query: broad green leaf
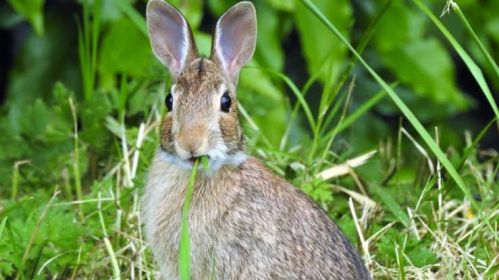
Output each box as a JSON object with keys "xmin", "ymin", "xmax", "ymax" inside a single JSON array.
[
  {"xmin": 373, "ymin": 1, "xmax": 467, "ymax": 111},
  {"xmin": 169, "ymin": 0, "xmax": 203, "ymax": 29},
  {"xmin": 382, "ymin": 39, "xmax": 468, "ymax": 110},
  {"xmin": 407, "ymin": 246, "xmax": 439, "ymax": 267},
  {"xmin": 114, "ymin": 0, "xmax": 147, "ymax": 35},
  {"xmin": 295, "ymin": 0, "xmax": 352, "ymax": 85},
  {"xmin": 265, "ymin": 0, "xmax": 295, "ymax": 12},
  {"xmin": 486, "ymin": 18, "xmax": 499, "ymax": 43},
  {"xmin": 193, "ymin": 32, "xmax": 212, "ymax": 57},
  {"xmin": 299, "ymin": 0, "xmax": 485, "ymax": 230},
  {"xmin": 207, "ymin": 0, "xmax": 237, "ymax": 16},
  {"xmin": 98, "ymin": 18, "xmax": 155, "ymax": 87},
  {"xmin": 7, "ymin": 0, "xmax": 44, "ymax": 35},
  {"xmin": 239, "ymin": 66, "xmax": 288, "ymax": 146},
  {"xmin": 254, "ymin": 1, "xmax": 285, "ymax": 71},
  {"xmin": 373, "ymin": 1, "xmax": 425, "ymax": 52}
]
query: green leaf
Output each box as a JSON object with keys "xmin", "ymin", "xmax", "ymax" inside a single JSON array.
[
  {"xmin": 169, "ymin": 0, "xmax": 203, "ymax": 29},
  {"xmin": 193, "ymin": 32, "xmax": 212, "ymax": 57},
  {"xmin": 207, "ymin": 0, "xmax": 237, "ymax": 16},
  {"xmin": 373, "ymin": 1, "xmax": 425, "ymax": 52},
  {"xmin": 382, "ymin": 39, "xmax": 468, "ymax": 110},
  {"xmin": 239, "ymin": 66, "xmax": 288, "ymax": 146},
  {"xmin": 98, "ymin": 18, "xmax": 155, "ymax": 87},
  {"xmin": 406, "ymin": 246, "xmax": 439, "ymax": 267},
  {"xmin": 0, "ymin": 217, "xmax": 7, "ymax": 240},
  {"xmin": 254, "ymin": 1, "xmax": 285, "ymax": 71},
  {"xmin": 411, "ymin": 0, "xmax": 499, "ymax": 127},
  {"xmin": 80, "ymin": 91, "xmax": 113, "ymax": 152},
  {"xmin": 265, "ymin": 0, "xmax": 294, "ymax": 11},
  {"xmin": 371, "ymin": 185, "xmax": 410, "ymax": 227},
  {"xmin": 295, "ymin": 0, "xmax": 352, "ymax": 84},
  {"xmin": 7, "ymin": 0, "xmax": 45, "ymax": 35},
  {"xmin": 373, "ymin": 1, "xmax": 467, "ymax": 111},
  {"xmin": 299, "ymin": 0, "xmax": 485, "ymax": 231},
  {"xmin": 114, "ymin": 0, "xmax": 147, "ymax": 36}
]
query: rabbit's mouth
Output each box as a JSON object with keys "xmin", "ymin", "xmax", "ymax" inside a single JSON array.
[
  {"xmin": 187, "ymin": 156, "xmax": 209, "ymax": 165},
  {"xmin": 158, "ymin": 148, "xmax": 247, "ymax": 172}
]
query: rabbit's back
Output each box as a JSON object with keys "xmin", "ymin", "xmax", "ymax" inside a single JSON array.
[{"xmin": 209, "ymin": 158, "xmax": 370, "ymax": 279}]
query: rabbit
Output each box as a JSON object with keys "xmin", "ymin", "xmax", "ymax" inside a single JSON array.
[{"xmin": 142, "ymin": 1, "xmax": 371, "ymax": 279}]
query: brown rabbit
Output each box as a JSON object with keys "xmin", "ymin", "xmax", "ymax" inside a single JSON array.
[{"xmin": 142, "ymin": 1, "xmax": 371, "ymax": 279}]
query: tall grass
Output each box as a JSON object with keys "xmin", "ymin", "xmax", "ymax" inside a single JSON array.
[
  {"xmin": 447, "ymin": 1, "xmax": 499, "ymax": 78},
  {"xmin": 77, "ymin": 0, "xmax": 101, "ymax": 101},
  {"xmin": 411, "ymin": 0, "xmax": 499, "ymax": 125},
  {"xmin": 300, "ymin": 0, "xmax": 485, "ymax": 219},
  {"xmin": 179, "ymin": 160, "xmax": 200, "ymax": 280}
]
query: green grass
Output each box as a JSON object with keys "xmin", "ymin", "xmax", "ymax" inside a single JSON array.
[{"xmin": 179, "ymin": 159, "xmax": 200, "ymax": 280}]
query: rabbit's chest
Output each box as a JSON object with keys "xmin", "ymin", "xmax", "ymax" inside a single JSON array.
[{"xmin": 143, "ymin": 161, "xmax": 223, "ymax": 278}]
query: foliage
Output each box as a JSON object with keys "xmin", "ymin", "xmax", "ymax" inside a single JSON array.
[{"xmin": 0, "ymin": 0, "xmax": 498, "ymax": 279}]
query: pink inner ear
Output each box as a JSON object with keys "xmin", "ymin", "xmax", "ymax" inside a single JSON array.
[
  {"xmin": 218, "ymin": 24, "xmax": 238, "ymax": 69},
  {"xmin": 215, "ymin": 6, "xmax": 256, "ymax": 75},
  {"xmin": 147, "ymin": 1, "xmax": 191, "ymax": 77},
  {"xmin": 154, "ymin": 9, "xmax": 187, "ymax": 65}
]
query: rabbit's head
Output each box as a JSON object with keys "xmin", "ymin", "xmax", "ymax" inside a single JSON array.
[{"xmin": 146, "ymin": 1, "xmax": 256, "ymax": 171}]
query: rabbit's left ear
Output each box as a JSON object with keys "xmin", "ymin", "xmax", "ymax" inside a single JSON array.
[{"xmin": 211, "ymin": 1, "xmax": 257, "ymax": 85}]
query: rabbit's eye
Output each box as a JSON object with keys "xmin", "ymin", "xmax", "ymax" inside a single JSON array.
[
  {"xmin": 165, "ymin": 93, "xmax": 173, "ymax": 111},
  {"xmin": 220, "ymin": 91, "xmax": 231, "ymax": 112}
]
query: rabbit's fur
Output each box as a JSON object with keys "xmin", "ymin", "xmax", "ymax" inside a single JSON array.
[{"xmin": 142, "ymin": 1, "xmax": 371, "ymax": 279}]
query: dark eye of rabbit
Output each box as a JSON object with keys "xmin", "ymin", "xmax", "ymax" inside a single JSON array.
[
  {"xmin": 221, "ymin": 91, "xmax": 231, "ymax": 112},
  {"xmin": 165, "ymin": 92, "xmax": 173, "ymax": 111}
]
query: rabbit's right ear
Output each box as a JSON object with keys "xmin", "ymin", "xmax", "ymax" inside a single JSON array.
[
  {"xmin": 146, "ymin": 0, "xmax": 198, "ymax": 79},
  {"xmin": 211, "ymin": 2, "xmax": 257, "ymax": 85}
]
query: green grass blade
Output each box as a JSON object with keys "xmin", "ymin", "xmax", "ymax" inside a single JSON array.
[
  {"xmin": 371, "ymin": 185, "xmax": 410, "ymax": 227},
  {"xmin": 411, "ymin": 0, "xmax": 499, "ymax": 124},
  {"xmin": 457, "ymin": 118, "xmax": 497, "ymax": 171},
  {"xmin": 330, "ymin": 0, "xmax": 393, "ymax": 102},
  {"xmin": 115, "ymin": 0, "xmax": 148, "ymax": 36},
  {"xmin": 90, "ymin": 0, "xmax": 101, "ymax": 98},
  {"xmin": 179, "ymin": 160, "xmax": 200, "ymax": 280},
  {"xmin": 450, "ymin": 2, "xmax": 499, "ymax": 78},
  {"xmin": 336, "ymin": 86, "xmax": 390, "ymax": 134},
  {"xmin": 201, "ymin": 156, "xmax": 210, "ymax": 172},
  {"xmin": 299, "ymin": 0, "xmax": 479, "ymax": 214},
  {"xmin": 262, "ymin": 69, "xmax": 317, "ymax": 131},
  {"xmin": 0, "ymin": 217, "xmax": 7, "ymax": 239}
]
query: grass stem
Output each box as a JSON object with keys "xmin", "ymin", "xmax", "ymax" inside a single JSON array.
[{"xmin": 179, "ymin": 160, "xmax": 201, "ymax": 280}]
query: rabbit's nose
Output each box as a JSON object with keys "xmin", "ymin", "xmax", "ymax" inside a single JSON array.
[{"xmin": 176, "ymin": 123, "xmax": 207, "ymax": 155}]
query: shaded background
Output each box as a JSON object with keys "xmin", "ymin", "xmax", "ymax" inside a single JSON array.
[{"xmin": 1, "ymin": 1, "xmax": 498, "ymax": 167}]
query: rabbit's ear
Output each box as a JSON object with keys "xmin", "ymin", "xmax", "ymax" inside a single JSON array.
[
  {"xmin": 147, "ymin": 0, "xmax": 198, "ymax": 79},
  {"xmin": 211, "ymin": 1, "xmax": 257, "ymax": 84}
]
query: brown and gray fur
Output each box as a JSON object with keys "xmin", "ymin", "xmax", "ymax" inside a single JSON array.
[{"xmin": 142, "ymin": 1, "xmax": 371, "ymax": 279}]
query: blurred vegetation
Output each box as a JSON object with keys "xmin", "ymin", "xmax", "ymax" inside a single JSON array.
[{"xmin": 0, "ymin": 0, "xmax": 497, "ymax": 279}]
